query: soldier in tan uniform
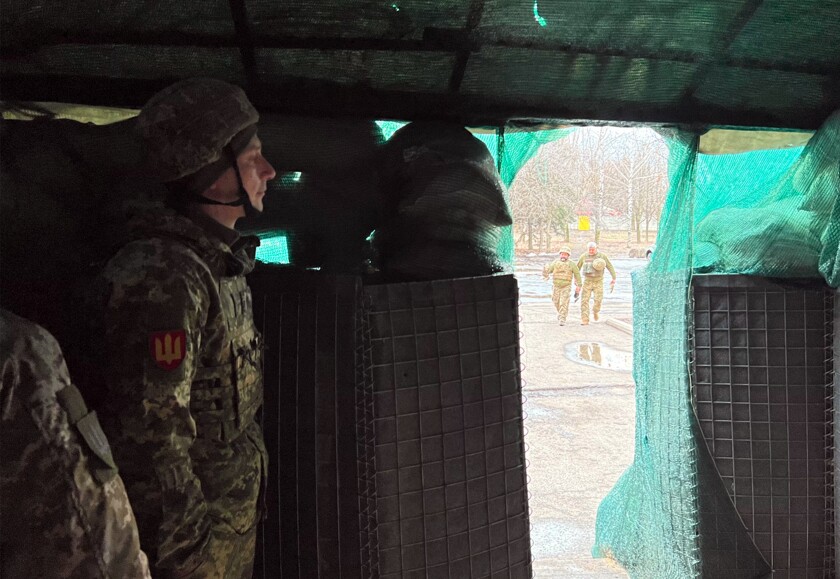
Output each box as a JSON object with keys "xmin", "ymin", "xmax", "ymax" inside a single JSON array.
[
  {"xmin": 542, "ymin": 245, "xmax": 581, "ymax": 325},
  {"xmin": 1, "ymin": 309, "xmax": 150, "ymax": 578},
  {"xmin": 89, "ymin": 79, "xmax": 276, "ymax": 578},
  {"xmin": 577, "ymin": 241, "xmax": 617, "ymax": 325}
]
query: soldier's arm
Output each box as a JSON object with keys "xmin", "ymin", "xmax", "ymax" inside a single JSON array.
[
  {"xmin": 0, "ymin": 311, "xmax": 151, "ymax": 578},
  {"xmin": 102, "ymin": 247, "xmax": 215, "ymax": 576},
  {"xmin": 572, "ymin": 263, "xmax": 582, "ymax": 286},
  {"xmin": 542, "ymin": 262, "xmax": 552, "ymax": 278},
  {"xmin": 576, "ymin": 255, "xmax": 585, "ymax": 269},
  {"xmin": 604, "ymin": 254, "xmax": 617, "ymax": 280}
]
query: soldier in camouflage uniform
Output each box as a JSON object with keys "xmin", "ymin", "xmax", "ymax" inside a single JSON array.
[
  {"xmin": 1, "ymin": 309, "xmax": 150, "ymax": 578},
  {"xmin": 90, "ymin": 79, "xmax": 276, "ymax": 578},
  {"xmin": 542, "ymin": 245, "xmax": 581, "ymax": 325},
  {"xmin": 577, "ymin": 241, "xmax": 617, "ymax": 325}
]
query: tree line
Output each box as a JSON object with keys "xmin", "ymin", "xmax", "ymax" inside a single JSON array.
[{"xmin": 510, "ymin": 127, "xmax": 670, "ymax": 251}]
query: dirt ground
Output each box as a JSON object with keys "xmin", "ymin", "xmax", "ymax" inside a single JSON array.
[{"xmin": 516, "ymin": 257, "xmax": 642, "ymax": 578}]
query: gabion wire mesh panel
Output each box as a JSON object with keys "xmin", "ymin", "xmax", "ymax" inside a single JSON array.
[
  {"xmin": 250, "ymin": 267, "xmax": 376, "ymax": 578},
  {"xmin": 356, "ymin": 292, "xmax": 380, "ymax": 577},
  {"xmin": 364, "ymin": 275, "xmax": 531, "ymax": 578},
  {"xmin": 835, "ymin": 288, "xmax": 840, "ymax": 579},
  {"xmin": 691, "ymin": 275, "xmax": 835, "ymax": 577}
]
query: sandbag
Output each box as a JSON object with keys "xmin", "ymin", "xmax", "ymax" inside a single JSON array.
[
  {"xmin": 693, "ymin": 200, "xmax": 822, "ymax": 277},
  {"xmin": 375, "ymin": 122, "xmax": 511, "ymax": 281}
]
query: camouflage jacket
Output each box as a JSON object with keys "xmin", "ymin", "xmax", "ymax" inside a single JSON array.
[
  {"xmin": 543, "ymin": 259, "xmax": 582, "ymax": 288},
  {"xmin": 0, "ymin": 309, "xmax": 150, "ymax": 578},
  {"xmin": 577, "ymin": 251, "xmax": 617, "ymax": 281},
  {"xmin": 91, "ymin": 208, "xmax": 267, "ymax": 577}
]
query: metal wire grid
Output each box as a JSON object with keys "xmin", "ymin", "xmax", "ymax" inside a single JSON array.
[
  {"xmin": 689, "ymin": 283, "xmax": 771, "ymax": 578},
  {"xmin": 364, "ymin": 275, "xmax": 531, "ymax": 578},
  {"xmin": 693, "ymin": 280, "xmax": 834, "ymax": 577},
  {"xmin": 824, "ymin": 290, "xmax": 836, "ymax": 576},
  {"xmin": 356, "ymin": 293, "xmax": 380, "ymax": 578},
  {"xmin": 251, "ymin": 270, "xmax": 371, "ymax": 578}
]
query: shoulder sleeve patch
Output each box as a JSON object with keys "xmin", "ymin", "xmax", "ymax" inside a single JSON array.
[{"xmin": 149, "ymin": 329, "xmax": 187, "ymax": 371}]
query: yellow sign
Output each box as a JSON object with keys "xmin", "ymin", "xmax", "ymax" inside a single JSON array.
[{"xmin": 578, "ymin": 216, "xmax": 590, "ymax": 231}]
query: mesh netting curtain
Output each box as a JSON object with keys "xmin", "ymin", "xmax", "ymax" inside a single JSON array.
[
  {"xmin": 693, "ymin": 111, "xmax": 840, "ymax": 283},
  {"xmin": 475, "ymin": 128, "xmax": 576, "ymax": 263},
  {"xmin": 593, "ymin": 111, "xmax": 839, "ymax": 576},
  {"xmin": 593, "ymin": 129, "xmax": 701, "ymax": 576}
]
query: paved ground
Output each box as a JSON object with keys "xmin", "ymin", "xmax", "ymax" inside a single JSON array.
[{"xmin": 515, "ymin": 255, "xmax": 645, "ymax": 578}]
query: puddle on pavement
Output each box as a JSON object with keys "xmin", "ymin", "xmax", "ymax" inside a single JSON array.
[{"xmin": 565, "ymin": 341, "xmax": 632, "ymax": 372}]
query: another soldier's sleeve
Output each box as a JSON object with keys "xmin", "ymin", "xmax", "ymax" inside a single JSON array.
[
  {"xmin": 0, "ymin": 310, "xmax": 151, "ymax": 579},
  {"xmin": 577, "ymin": 254, "xmax": 585, "ymax": 270},
  {"xmin": 603, "ymin": 254, "xmax": 617, "ymax": 280},
  {"xmin": 572, "ymin": 262, "xmax": 582, "ymax": 286},
  {"xmin": 100, "ymin": 243, "xmax": 216, "ymax": 576},
  {"xmin": 542, "ymin": 261, "xmax": 554, "ymax": 278}
]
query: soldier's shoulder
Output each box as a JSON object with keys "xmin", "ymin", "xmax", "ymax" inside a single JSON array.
[
  {"xmin": 1, "ymin": 310, "xmax": 63, "ymax": 366},
  {"xmin": 1, "ymin": 310, "xmax": 69, "ymax": 401},
  {"xmin": 105, "ymin": 237, "xmax": 212, "ymax": 281}
]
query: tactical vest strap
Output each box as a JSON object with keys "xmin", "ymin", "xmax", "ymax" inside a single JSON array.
[
  {"xmin": 193, "ymin": 364, "xmax": 230, "ymax": 382},
  {"xmin": 55, "ymin": 382, "xmax": 87, "ymax": 422},
  {"xmin": 56, "ymin": 383, "xmax": 119, "ymax": 483},
  {"xmin": 189, "ymin": 271, "xmax": 262, "ymax": 443}
]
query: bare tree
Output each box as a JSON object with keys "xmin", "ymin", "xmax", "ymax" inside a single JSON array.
[
  {"xmin": 510, "ymin": 138, "xmax": 586, "ymax": 251},
  {"xmin": 509, "ymin": 127, "xmax": 670, "ymax": 251},
  {"xmin": 604, "ymin": 129, "xmax": 669, "ymax": 244}
]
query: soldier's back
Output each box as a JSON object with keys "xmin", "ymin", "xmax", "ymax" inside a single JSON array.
[{"xmin": 0, "ymin": 309, "xmax": 151, "ymax": 579}]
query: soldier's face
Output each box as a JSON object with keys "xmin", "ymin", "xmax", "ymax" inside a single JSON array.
[
  {"xmin": 588, "ymin": 246, "xmax": 597, "ymax": 255},
  {"xmin": 236, "ymin": 136, "xmax": 276, "ymax": 212},
  {"xmin": 559, "ymin": 253, "xmax": 569, "ymax": 261}
]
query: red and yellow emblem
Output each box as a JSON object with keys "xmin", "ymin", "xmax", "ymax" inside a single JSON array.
[{"xmin": 149, "ymin": 330, "xmax": 186, "ymax": 370}]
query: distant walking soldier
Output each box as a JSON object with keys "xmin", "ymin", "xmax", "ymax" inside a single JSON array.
[
  {"xmin": 577, "ymin": 241, "xmax": 616, "ymax": 325},
  {"xmin": 542, "ymin": 245, "xmax": 581, "ymax": 326},
  {"xmin": 1, "ymin": 309, "xmax": 150, "ymax": 578}
]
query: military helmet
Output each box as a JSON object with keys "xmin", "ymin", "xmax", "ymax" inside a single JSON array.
[
  {"xmin": 593, "ymin": 258, "xmax": 607, "ymax": 271},
  {"xmin": 559, "ymin": 245, "xmax": 572, "ymax": 256},
  {"xmin": 135, "ymin": 78, "xmax": 259, "ymax": 183}
]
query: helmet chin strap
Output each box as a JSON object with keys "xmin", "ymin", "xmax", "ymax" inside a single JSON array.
[
  {"xmin": 225, "ymin": 144, "xmax": 262, "ymax": 218},
  {"xmin": 184, "ymin": 144, "xmax": 257, "ymax": 215},
  {"xmin": 187, "ymin": 195, "xmax": 246, "ymax": 207}
]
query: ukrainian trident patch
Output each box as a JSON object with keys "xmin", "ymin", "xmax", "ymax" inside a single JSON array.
[{"xmin": 149, "ymin": 330, "xmax": 187, "ymax": 370}]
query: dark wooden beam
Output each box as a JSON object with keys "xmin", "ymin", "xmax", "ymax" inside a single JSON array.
[
  {"xmin": 2, "ymin": 73, "xmax": 835, "ymax": 130},
  {"xmin": 447, "ymin": 0, "xmax": 486, "ymax": 93},
  {"xmin": 429, "ymin": 27, "xmax": 840, "ymax": 76},
  {"xmin": 678, "ymin": 0, "xmax": 767, "ymax": 104},
  {"xmin": 0, "ymin": 32, "xmax": 440, "ymax": 57},
  {"xmin": 3, "ymin": 30, "xmax": 838, "ymax": 77},
  {"xmin": 227, "ymin": 0, "xmax": 259, "ymax": 88}
]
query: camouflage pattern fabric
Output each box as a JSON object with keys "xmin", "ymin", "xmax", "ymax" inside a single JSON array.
[
  {"xmin": 576, "ymin": 251, "xmax": 617, "ymax": 281},
  {"xmin": 0, "ymin": 309, "xmax": 150, "ymax": 579},
  {"xmin": 580, "ymin": 277, "xmax": 605, "ymax": 324},
  {"xmin": 552, "ymin": 285, "xmax": 573, "ymax": 323},
  {"xmin": 543, "ymin": 259, "xmax": 580, "ymax": 323},
  {"xmin": 577, "ymin": 251, "xmax": 616, "ymax": 324},
  {"xmin": 135, "ymin": 78, "xmax": 259, "ymax": 183},
  {"xmin": 89, "ymin": 208, "xmax": 267, "ymax": 578},
  {"xmin": 543, "ymin": 258, "xmax": 582, "ymax": 289},
  {"xmin": 179, "ymin": 524, "xmax": 257, "ymax": 579}
]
